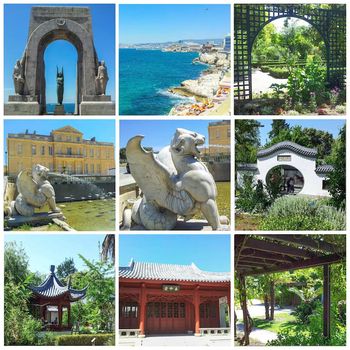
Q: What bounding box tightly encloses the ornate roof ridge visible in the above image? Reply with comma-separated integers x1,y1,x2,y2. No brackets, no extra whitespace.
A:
258,141,317,158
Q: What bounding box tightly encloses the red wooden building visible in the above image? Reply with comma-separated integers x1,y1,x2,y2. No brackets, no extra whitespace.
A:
119,260,230,337
29,265,87,331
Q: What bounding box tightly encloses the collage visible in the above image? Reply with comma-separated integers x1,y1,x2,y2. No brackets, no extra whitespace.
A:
1,0,348,348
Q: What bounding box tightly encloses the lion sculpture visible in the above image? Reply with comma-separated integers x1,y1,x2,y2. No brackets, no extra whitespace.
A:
124,128,226,230
7,164,61,217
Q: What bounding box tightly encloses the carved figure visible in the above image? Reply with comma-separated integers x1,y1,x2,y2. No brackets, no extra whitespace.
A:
57,67,64,104
13,59,25,95
7,164,61,217
125,128,223,230
95,60,109,95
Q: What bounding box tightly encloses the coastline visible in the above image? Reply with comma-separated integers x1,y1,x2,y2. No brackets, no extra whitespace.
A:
168,51,231,116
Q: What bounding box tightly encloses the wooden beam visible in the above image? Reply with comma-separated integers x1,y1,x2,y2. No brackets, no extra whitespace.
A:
244,238,318,258
260,235,340,254
323,264,331,339
240,248,297,263
239,257,276,266
242,253,344,276
235,235,249,270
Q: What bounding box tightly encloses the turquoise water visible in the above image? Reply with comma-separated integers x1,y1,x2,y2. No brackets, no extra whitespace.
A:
46,103,75,114
119,49,207,115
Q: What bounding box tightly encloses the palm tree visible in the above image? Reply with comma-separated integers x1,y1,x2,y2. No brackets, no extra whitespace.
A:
101,234,115,264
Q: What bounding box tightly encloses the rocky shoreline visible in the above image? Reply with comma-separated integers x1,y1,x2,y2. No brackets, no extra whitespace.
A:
168,52,231,116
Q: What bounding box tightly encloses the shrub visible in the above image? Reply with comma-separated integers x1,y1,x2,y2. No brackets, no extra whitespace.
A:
55,333,115,346
335,104,346,114
268,66,289,78
260,196,346,230
292,300,320,324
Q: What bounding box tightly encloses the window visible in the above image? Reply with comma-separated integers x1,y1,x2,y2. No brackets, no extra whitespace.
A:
210,303,216,318
76,164,82,174
85,164,88,174
179,303,185,318
90,149,94,157
90,164,94,173
77,137,80,142
17,144,23,155
277,155,291,162
322,180,329,190
97,164,101,174
31,145,36,155
174,303,179,318
121,303,138,318
66,136,72,142
49,146,53,156
147,303,153,318
67,147,72,155
154,303,160,317
161,303,166,318
41,146,45,155
167,303,173,318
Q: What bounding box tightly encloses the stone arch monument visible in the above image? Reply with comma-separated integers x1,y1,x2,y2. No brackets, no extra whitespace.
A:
5,7,115,115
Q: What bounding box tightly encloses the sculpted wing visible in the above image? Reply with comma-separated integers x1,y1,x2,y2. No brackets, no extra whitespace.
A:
126,136,193,214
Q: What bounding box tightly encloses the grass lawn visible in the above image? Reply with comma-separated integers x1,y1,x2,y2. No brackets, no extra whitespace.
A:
253,312,297,333
193,182,230,220
235,213,262,230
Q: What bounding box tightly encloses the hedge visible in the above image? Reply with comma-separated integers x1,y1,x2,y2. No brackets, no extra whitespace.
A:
267,66,289,78
55,334,115,346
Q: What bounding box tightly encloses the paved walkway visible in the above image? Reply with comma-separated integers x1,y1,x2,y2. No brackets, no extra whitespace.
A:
119,335,231,347
252,69,288,94
236,324,278,344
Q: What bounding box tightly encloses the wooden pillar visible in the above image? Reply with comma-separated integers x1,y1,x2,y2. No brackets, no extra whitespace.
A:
194,285,200,336
239,274,250,345
323,264,331,339
58,305,63,328
264,294,269,320
139,283,146,337
270,281,275,321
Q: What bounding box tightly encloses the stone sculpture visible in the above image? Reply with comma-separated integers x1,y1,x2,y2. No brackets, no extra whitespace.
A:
13,59,25,95
6,164,61,217
95,61,109,95
124,128,224,230
57,67,64,104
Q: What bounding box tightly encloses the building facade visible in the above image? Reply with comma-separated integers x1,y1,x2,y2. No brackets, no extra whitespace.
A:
208,120,230,156
7,126,115,176
119,260,230,337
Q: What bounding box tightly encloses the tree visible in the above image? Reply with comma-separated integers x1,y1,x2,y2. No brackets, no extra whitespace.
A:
235,120,262,164
268,120,290,140
327,125,346,209
56,257,77,282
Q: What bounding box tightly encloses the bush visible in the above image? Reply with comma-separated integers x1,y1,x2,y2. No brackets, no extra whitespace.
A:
268,66,289,78
260,196,346,230
55,333,115,346
292,300,320,324
335,104,346,114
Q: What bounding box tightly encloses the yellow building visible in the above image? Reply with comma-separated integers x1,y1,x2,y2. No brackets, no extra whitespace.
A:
208,120,231,155
7,126,115,176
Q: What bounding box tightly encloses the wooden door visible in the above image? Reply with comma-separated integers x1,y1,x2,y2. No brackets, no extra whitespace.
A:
200,301,220,328
119,302,139,329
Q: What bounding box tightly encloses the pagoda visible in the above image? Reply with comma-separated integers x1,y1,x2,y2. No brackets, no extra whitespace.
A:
119,259,230,337
29,265,87,331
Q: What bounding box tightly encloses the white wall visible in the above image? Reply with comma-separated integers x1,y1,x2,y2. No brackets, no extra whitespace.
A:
256,149,330,197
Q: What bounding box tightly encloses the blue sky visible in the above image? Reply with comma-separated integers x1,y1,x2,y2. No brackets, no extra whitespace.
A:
119,234,230,272
119,4,230,44
120,120,224,150
4,4,115,103
4,119,115,163
258,119,346,146
4,234,106,274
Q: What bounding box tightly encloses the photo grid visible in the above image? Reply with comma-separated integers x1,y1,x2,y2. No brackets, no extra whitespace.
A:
0,0,348,348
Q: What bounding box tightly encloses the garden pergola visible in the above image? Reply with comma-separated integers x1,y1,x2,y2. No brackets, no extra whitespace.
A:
235,234,346,345
234,4,346,100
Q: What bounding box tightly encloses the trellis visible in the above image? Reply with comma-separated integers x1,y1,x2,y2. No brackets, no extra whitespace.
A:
234,234,346,345
234,4,346,100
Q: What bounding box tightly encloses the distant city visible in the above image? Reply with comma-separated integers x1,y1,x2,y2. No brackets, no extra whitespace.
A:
120,37,230,53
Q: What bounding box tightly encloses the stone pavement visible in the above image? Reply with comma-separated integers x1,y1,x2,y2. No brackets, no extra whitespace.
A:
119,335,231,347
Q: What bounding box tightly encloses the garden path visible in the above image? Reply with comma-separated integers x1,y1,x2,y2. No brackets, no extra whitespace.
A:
252,69,288,94
236,323,278,343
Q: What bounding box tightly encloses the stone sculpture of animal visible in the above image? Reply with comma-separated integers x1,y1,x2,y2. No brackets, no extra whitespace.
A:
125,128,223,230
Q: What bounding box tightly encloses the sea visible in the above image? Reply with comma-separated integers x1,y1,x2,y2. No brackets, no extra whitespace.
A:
119,49,208,115
46,103,75,114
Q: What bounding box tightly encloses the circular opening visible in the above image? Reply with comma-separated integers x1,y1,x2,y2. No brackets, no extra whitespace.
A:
266,165,304,195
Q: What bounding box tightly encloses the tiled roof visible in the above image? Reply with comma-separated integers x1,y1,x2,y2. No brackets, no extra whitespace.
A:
315,164,334,174
258,141,317,158
29,265,87,301
119,260,230,283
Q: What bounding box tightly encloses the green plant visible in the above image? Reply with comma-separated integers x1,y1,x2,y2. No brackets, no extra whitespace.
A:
260,196,346,230
335,104,346,114
55,334,115,346
268,66,289,78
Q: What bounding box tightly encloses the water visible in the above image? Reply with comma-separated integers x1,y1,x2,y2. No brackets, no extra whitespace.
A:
46,103,75,114
119,49,208,115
